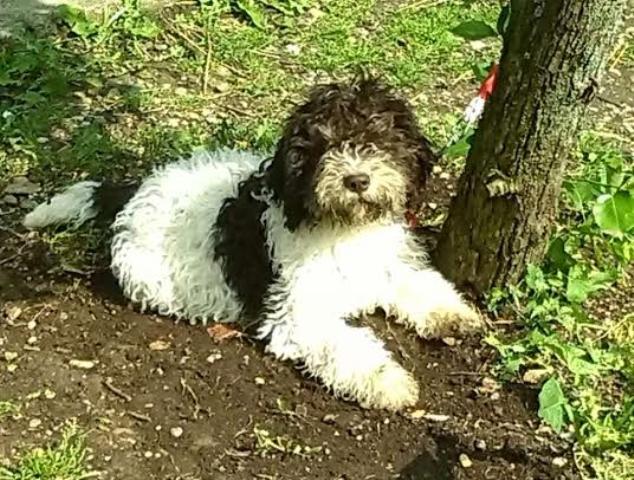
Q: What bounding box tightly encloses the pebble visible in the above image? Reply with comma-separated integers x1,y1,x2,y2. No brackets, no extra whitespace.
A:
409,409,426,420
459,453,473,468
206,351,223,364
69,359,95,369
474,439,487,451
144,451,153,459
254,377,266,385
441,337,456,346
170,427,183,438
1,195,18,206
7,364,17,373
322,414,337,424
522,368,550,384
29,418,42,429
423,413,450,422
3,351,18,362
4,177,40,195
44,389,56,400
552,457,568,467
148,340,170,351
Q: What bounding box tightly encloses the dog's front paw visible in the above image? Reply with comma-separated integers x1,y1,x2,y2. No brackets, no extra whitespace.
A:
360,362,419,411
418,302,483,339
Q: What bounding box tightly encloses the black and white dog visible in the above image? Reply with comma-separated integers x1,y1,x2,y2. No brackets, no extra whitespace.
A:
24,78,481,410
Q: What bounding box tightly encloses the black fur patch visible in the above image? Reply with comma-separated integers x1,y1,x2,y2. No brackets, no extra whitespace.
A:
213,170,274,329
94,181,139,223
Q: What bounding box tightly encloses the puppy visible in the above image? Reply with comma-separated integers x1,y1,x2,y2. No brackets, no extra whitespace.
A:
24,78,481,410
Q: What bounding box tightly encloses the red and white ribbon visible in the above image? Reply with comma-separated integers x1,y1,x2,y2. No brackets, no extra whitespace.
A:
464,64,499,124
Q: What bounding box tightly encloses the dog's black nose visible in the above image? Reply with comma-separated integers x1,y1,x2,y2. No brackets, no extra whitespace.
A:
343,174,370,193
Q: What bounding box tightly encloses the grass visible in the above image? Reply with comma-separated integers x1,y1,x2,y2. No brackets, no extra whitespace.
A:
0,402,20,420
0,0,499,184
0,423,90,480
0,0,632,478
486,134,633,480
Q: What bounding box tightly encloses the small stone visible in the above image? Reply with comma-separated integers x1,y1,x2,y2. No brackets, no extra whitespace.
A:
6,307,22,321
7,364,17,373
44,389,56,400
474,439,487,451
60,312,69,321
432,165,443,174
427,202,438,210
441,337,456,346
144,451,153,459
69,359,95,369
409,409,426,420
3,351,18,362
552,457,568,468
1,195,18,206
423,413,450,422
206,351,223,364
29,418,42,429
522,368,550,384
27,336,37,345
254,377,265,385
439,172,451,180
148,340,170,351
285,43,301,55
27,320,37,330
322,414,337,424
4,177,40,195
355,434,363,441
459,453,473,468
170,427,183,438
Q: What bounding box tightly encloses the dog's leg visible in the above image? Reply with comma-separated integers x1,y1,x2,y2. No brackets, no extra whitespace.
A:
259,315,419,411
386,267,482,339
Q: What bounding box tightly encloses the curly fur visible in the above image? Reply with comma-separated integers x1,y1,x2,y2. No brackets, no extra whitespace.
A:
23,77,481,411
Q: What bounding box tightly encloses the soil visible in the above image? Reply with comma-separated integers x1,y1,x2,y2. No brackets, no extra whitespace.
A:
0,173,578,480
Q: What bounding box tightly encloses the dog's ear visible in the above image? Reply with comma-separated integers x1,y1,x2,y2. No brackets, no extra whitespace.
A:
268,87,334,230
406,137,437,214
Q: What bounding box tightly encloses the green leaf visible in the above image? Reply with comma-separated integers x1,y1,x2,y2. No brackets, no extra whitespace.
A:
56,5,98,37
547,237,575,272
444,132,474,159
451,20,498,41
566,266,614,303
235,0,268,28
538,377,567,432
563,180,598,210
592,191,634,237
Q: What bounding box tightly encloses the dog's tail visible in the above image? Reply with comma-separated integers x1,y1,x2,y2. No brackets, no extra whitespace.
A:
23,181,138,230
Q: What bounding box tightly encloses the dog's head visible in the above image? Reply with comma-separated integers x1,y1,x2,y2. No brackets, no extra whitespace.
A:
268,77,436,230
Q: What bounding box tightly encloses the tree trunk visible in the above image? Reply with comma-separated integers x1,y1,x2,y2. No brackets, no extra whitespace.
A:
433,0,626,296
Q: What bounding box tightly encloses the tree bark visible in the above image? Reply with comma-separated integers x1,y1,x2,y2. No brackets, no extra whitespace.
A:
433,0,626,295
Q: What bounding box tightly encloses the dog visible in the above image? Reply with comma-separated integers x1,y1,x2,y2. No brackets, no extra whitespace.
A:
23,78,481,410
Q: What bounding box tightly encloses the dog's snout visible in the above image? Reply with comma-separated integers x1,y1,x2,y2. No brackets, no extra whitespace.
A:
343,174,370,193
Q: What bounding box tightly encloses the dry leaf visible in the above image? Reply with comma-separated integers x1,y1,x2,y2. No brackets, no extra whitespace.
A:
206,324,242,343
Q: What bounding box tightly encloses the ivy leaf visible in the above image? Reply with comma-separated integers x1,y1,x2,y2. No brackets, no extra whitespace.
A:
566,265,614,303
538,377,567,432
56,5,98,37
563,180,598,210
592,191,634,238
547,237,575,272
235,0,268,28
444,132,474,159
451,20,498,41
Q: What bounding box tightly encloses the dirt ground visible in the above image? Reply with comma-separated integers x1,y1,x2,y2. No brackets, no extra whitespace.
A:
0,173,578,480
